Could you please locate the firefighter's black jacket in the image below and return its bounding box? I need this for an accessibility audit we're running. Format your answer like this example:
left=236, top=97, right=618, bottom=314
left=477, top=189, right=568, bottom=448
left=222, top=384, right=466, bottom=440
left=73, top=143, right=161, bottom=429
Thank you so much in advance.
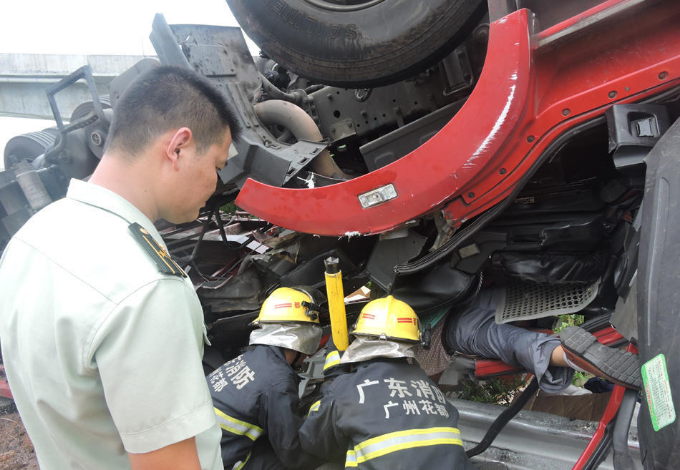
left=299, top=357, right=477, bottom=470
left=208, top=345, right=320, bottom=470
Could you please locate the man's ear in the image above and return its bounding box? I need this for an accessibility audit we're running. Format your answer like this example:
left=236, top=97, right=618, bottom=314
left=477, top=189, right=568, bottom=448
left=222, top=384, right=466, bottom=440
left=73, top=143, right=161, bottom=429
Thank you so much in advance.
left=165, top=127, right=193, bottom=170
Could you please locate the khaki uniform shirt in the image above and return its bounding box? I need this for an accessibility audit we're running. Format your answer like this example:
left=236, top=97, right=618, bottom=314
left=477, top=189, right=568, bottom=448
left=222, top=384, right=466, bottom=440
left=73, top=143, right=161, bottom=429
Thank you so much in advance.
left=0, top=179, right=223, bottom=470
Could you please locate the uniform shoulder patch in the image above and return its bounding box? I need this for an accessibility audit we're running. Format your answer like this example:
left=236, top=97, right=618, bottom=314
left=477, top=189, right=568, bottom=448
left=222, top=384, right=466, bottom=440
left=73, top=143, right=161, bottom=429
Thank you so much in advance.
left=128, top=222, right=187, bottom=277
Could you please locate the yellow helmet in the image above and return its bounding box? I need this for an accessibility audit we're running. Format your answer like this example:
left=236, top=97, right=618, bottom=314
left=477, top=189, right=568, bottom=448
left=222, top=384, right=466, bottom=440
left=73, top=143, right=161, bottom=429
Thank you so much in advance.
left=254, top=287, right=322, bottom=325
left=351, top=296, right=420, bottom=343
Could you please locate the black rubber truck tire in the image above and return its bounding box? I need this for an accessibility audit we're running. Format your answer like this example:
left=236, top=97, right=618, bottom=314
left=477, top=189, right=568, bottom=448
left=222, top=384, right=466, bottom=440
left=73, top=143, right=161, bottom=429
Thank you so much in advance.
left=3, top=128, right=59, bottom=169
left=226, top=0, right=487, bottom=87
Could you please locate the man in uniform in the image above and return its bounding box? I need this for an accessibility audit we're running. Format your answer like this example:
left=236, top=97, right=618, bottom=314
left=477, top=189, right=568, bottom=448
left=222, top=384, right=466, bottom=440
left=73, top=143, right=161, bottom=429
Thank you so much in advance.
left=210, top=287, right=324, bottom=470
left=0, top=65, right=240, bottom=470
left=299, top=296, right=477, bottom=470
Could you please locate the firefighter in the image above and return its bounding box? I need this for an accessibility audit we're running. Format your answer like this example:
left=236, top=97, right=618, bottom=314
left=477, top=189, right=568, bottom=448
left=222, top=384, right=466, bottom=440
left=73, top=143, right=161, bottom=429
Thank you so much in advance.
left=209, top=287, right=325, bottom=470
left=299, top=296, right=478, bottom=470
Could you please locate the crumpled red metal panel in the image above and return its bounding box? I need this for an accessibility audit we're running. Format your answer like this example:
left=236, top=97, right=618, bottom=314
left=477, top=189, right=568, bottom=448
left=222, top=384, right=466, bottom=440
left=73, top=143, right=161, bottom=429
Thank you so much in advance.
left=236, top=9, right=532, bottom=236
left=237, top=1, right=680, bottom=236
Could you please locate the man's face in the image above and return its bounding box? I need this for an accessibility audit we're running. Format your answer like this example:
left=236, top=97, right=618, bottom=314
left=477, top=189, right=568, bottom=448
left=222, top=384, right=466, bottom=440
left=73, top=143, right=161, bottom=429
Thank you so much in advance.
left=168, top=128, right=232, bottom=223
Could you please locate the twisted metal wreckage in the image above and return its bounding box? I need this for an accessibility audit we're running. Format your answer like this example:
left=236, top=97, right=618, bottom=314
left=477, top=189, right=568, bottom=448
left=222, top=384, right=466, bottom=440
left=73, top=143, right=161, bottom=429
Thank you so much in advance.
left=2, top=1, right=680, bottom=468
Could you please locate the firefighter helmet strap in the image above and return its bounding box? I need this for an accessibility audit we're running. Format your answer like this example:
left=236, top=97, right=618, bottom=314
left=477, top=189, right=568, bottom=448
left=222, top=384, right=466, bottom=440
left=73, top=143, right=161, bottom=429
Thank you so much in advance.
left=301, top=301, right=320, bottom=320
left=292, top=351, right=302, bottom=366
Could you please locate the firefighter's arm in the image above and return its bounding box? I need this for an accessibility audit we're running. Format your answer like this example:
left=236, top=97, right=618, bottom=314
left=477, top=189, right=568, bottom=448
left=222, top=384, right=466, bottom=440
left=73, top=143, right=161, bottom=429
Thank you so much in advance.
left=260, top=381, right=325, bottom=470
left=299, top=390, right=347, bottom=462
left=128, top=437, right=201, bottom=470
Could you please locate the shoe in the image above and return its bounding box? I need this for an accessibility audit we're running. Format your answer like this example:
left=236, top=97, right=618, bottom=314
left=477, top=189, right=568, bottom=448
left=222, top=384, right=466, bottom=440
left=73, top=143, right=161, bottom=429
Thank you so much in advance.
left=560, top=326, right=642, bottom=390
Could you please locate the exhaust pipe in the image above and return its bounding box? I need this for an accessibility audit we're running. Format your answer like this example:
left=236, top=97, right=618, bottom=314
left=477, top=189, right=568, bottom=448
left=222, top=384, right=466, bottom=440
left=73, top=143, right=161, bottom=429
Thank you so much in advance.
left=253, top=100, right=350, bottom=180
left=13, top=161, right=52, bottom=212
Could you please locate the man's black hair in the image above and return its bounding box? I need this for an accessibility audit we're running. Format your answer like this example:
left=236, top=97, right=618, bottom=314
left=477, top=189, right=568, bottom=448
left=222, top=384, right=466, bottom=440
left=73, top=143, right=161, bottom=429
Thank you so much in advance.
left=106, top=65, right=241, bottom=157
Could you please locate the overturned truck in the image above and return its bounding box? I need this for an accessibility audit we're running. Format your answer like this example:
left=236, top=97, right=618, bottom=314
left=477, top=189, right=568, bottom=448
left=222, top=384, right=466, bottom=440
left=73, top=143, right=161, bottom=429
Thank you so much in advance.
left=2, top=1, right=680, bottom=468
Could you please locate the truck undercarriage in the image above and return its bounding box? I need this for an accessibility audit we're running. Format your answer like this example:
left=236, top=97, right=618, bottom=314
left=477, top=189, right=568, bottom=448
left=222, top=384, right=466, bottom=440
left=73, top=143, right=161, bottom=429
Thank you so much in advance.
left=2, top=0, right=680, bottom=468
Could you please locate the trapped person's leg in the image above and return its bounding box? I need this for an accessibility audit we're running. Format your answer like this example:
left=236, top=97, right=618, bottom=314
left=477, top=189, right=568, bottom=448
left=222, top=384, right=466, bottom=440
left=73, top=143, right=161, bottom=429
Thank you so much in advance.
left=444, top=287, right=574, bottom=393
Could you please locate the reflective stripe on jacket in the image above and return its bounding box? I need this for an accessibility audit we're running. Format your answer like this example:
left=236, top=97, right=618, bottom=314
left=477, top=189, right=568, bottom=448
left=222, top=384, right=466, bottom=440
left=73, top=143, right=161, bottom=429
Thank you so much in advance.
left=345, top=427, right=462, bottom=467
left=299, top=358, right=477, bottom=470
left=324, top=350, right=341, bottom=371
left=208, top=345, right=320, bottom=470
left=232, top=452, right=251, bottom=470
left=214, top=408, right=263, bottom=441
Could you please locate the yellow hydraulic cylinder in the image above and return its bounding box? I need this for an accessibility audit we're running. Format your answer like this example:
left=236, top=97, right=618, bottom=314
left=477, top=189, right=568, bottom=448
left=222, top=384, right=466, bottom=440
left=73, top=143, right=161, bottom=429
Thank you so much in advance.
left=324, top=257, right=349, bottom=351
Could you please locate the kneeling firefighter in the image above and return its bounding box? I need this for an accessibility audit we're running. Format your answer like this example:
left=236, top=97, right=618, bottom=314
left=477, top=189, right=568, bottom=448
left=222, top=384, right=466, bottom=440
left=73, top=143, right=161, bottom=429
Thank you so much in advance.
left=209, top=287, right=325, bottom=470
left=299, top=296, right=478, bottom=470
